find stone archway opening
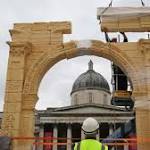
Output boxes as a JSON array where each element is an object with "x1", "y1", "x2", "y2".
[
  {"x1": 20, "y1": 40, "x2": 139, "y2": 139},
  {"x1": 35, "y1": 53, "x2": 134, "y2": 111},
  {"x1": 23, "y1": 40, "x2": 138, "y2": 98},
  {"x1": 34, "y1": 52, "x2": 135, "y2": 150},
  {"x1": 34, "y1": 55, "x2": 114, "y2": 150},
  {"x1": 20, "y1": 39, "x2": 142, "y2": 150},
  {"x1": 36, "y1": 55, "x2": 112, "y2": 110}
]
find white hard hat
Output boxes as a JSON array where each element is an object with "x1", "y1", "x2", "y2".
[{"x1": 82, "y1": 117, "x2": 99, "y2": 134}]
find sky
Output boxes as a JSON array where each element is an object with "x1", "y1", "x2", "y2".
[{"x1": 0, "y1": 0, "x2": 150, "y2": 111}]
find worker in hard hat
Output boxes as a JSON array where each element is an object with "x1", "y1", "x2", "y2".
[
  {"x1": 104, "y1": 27, "x2": 128, "y2": 43},
  {"x1": 74, "y1": 117, "x2": 108, "y2": 150}
]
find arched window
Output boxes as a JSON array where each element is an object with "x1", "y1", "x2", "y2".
[
  {"x1": 89, "y1": 92, "x2": 93, "y2": 103},
  {"x1": 74, "y1": 94, "x2": 78, "y2": 105},
  {"x1": 103, "y1": 94, "x2": 107, "y2": 105}
]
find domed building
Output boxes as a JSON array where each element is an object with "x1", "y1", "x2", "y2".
[
  {"x1": 33, "y1": 61, "x2": 135, "y2": 150},
  {"x1": 71, "y1": 60, "x2": 111, "y2": 105}
]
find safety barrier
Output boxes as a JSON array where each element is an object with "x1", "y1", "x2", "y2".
[
  {"x1": 3, "y1": 136, "x2": 148, "y2": 150},
  {"x1": 10, "y1": 137, "x2": 139, "y2": 146}
]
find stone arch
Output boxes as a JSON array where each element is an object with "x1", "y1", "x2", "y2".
[
  {"x1": 2, "y1": 21, "x2": 150, "y2": 150},
  {"x1": 23, "y1": 40, "x2": 140, "y2": 106}
]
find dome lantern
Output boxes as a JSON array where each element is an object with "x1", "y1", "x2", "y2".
[{"x1": 88, "y1": 60, "x2": 93, "y2": 70}]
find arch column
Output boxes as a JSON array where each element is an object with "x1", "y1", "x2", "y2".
[
  {"x1": 1, "y1": 41, "x2": 32, "y2": 150},
  {"x1": 136, "y1": 107, "x2": 150, "y2": 150},
  {"x1": 135, "y1": 40, "x2": 150, "y2": 149},
  {"x1": 18, "y1": 93, "x2": 38, "y2": 150}
]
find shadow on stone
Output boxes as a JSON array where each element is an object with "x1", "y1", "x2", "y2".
[{"x1": 0, "y1": 136, "x2": 11, "y2": 150}]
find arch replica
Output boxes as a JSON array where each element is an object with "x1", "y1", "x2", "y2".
[{"x1": 1, "y1": 21, "x2": 150, "y2": 150}]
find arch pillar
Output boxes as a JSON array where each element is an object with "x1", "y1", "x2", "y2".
[
  {"x1": 17, "y1": 93, "x2": 38, "y2": 150},
  {"x1": 134, "y1": 92, "x2": 150, "y2": 150},
  {"x1": 133, "y1": 39, "x2": 150, "y2": 150},
  {"x1": 136, "y1": 108, "x2": 150, "y2": 150},
  {"x1": 1, "y1": 41, "x2": 33, "y2": 150}
]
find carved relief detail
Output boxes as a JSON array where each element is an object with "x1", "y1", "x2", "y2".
[
  {"x1": 139, "y1": 39, "x2": 150, "y2": 54},
  {"x1": 139, "y1": 39, "x2": 150, "y2": 65},
  {"x1": 3, "y1": 114, "x2": 15, "y2": 131},
  {"x1": 7, "y1": 42, "x2": 32, "y2": 56}
]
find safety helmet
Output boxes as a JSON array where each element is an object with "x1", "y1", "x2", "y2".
[{"x1": 82, "y1": 117, "x2": 99, "y2": 135}]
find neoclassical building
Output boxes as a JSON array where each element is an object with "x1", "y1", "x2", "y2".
[{"x1": 34, "y1": 61, "x2": 135, "y2": 150}]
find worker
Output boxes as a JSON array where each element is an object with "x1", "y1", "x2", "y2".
[
  {"x1": 104, "y1": 32, "x2": 117, "y2": 43},
  {"x1": 120, "y1": 32, "x2": 128, "y2": 42},
  {"x1": 103, "y1": 27, "x2": 117, "y2": 43},
  {"x1": 74, "y1": 117, "x2": 108, "y2": 150},
  {"x1": 104, "y1": 29, "x2": 128, "y2": 43}
]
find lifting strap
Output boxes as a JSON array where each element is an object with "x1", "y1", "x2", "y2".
[
  {"x1": 109, "y1": 0, "x2": 145, "y2": 7},
  {"x1": 77, "y1": 142, "x2": 105, "y2": 150},
  {"x1": 108, "y1": 0, "x2": 113, "y2": 7},
  {"x1": 107, "y1": 0, "x2": 145, "y2": 7},
  {"x1": 99, "y1": 0, "x2": 113, "y2": 23},
  {"x1": 141, "y1": 0, "x2": 145, "y2": 6}
]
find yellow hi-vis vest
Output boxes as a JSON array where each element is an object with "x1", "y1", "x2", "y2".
[{"x1": 74, "y1": 139, "x2": 108, "y2": 150}]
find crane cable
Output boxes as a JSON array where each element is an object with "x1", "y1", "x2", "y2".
[
  {"x1": 110, "y1": 0, "x2": 146, "y2": 7},
  {"x1": 108, "y1": 0, "x2": 145, "y2": 7},
  {"x1": 99, "y1": 0, "x2": 113, "y2": 24},
  {"x1": 141, "y1": 0, "x2": 145, "y2": 6},
  {"x1": 108, "y1": 0, "x2": 113, "y2": 7}
]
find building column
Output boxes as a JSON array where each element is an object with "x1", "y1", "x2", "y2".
[
  {"x1": 96, "y1": 129, "x2": 100, "y2": 141},
  {"x1": 38, "y1": 125, "x2": 44, "y2": 150},
  {"x1": 53, "y1": 124, "x2": 58, "y2": 150},
  {"x1": 67, "y1": 124, "x2": 72, "y2": 150},
  {"x1": 124, "y1": 143, "x2": 129, "y2": 150},
  {"x1": 109, "y1": 123, "x2": 114, "y2": 150},
  {"x1": 81, "y1": 129, "x2": 85, "y2": 140},
  {"x1": 109, "y1": 123, "x2": 114, "y2": 135}
]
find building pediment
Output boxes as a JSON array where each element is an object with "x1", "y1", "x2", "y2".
[{"x1": 46, "y1": 104, "x2": 133, "y2": 115}]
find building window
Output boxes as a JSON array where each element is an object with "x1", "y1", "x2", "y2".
[
  {"x1": 74, "y1": 94, "x2": 78, "y2": 105},
  {"x1": 103, "y1": 94, "x2": 107, "y2": 105},
  {"x1": 89, "y1": 92, "x2": 93, "y2": 103}
]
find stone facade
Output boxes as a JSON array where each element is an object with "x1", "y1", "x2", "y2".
[
  {"x1": 34, "y1": 104, "x2": 134, "y2": 150},
  {"x1": 71, "y1": 89, "x2": 111, "y2": 105}
]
